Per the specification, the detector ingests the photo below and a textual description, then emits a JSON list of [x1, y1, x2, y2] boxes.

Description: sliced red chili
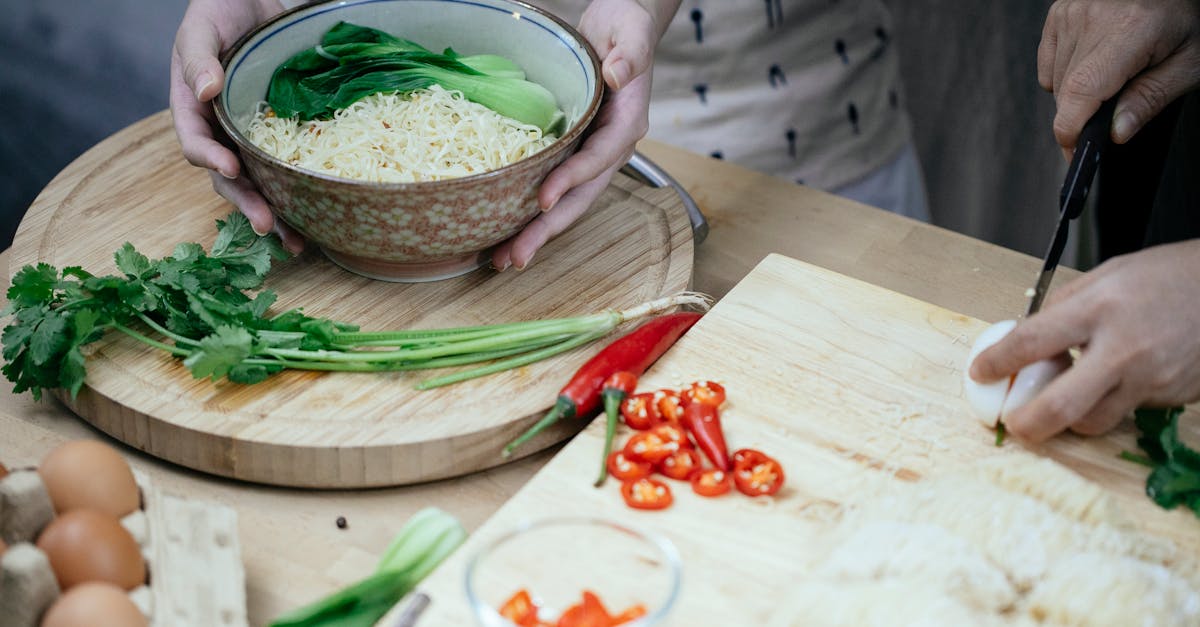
[[732, 448, 785, 497], [556, 590, 613, 627], [658, 448, 701, 481], [620, 477, 673, 510], [611, 604, 648, 625], [623, 431, 678, 464], [606, 451, 653, 482], [654, 389, 686, 424], [681, 380, 726, 407], [690, 468, 733, 497], [499, 588, 540, 627], [651, 423, 691, 448], [619, 392, 660, 431]]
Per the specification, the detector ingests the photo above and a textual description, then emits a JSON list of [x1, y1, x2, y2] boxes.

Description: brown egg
[[39, 441, 139, 518], [40, 581, 147, 627], [36, 509, 146, 591], [0, 460, 9, 479], [0, 536, 7, 557]]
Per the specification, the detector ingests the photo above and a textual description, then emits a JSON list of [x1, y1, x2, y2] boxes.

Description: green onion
[[268, 508, 466, 627]]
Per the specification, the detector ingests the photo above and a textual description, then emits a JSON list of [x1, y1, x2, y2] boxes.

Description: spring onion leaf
[[268, 507, 466, 627]]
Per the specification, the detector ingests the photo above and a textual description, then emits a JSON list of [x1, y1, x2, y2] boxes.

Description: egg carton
[[0, 468, 248, 627]]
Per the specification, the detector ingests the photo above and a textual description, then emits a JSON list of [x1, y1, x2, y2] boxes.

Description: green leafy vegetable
[[269, 507, 467, 627], [266, 22, 564, 133], [1121, 406, 1200, 518], [1, 212, 706, 399]]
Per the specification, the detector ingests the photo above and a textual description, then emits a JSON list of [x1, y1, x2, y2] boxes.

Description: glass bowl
[[465, 517, 682, 626]]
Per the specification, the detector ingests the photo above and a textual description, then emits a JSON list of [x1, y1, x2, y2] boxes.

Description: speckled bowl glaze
[[214, 0, 602, 281]]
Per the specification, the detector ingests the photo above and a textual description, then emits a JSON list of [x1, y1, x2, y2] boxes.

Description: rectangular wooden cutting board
[[407, 253, 1200, 625]]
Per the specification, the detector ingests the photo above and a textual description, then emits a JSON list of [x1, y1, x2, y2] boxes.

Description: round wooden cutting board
[[8, 111, 693, 488]]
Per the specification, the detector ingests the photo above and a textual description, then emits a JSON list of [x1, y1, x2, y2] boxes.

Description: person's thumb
[[601, 23, 655, 91], [1111, 54, 1200, 143], [175, 17, 226, 102]]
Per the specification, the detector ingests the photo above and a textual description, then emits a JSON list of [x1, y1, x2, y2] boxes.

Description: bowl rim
[[463, 516, 682, 626], [212, 0, 604, 190]]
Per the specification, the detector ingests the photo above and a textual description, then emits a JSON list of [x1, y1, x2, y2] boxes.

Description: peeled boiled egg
[[964, 319, 1069, 429], [36, 509, 146, 591], [39, 441, 140, 518], [40, 581, 148, 627]]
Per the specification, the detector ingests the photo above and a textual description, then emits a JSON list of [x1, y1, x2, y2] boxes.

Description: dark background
[[1, 2, 1190, 267]]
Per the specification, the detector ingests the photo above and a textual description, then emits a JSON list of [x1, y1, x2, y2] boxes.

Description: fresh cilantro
[[1123, 407, 1200, 518], [1, 210, 631, 398]]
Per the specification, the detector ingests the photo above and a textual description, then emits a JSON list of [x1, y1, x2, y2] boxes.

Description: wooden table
[[0, 131, 1064, 624]]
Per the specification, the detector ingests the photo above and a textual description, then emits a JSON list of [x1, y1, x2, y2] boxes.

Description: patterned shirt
[[532, 0, 913, 190]]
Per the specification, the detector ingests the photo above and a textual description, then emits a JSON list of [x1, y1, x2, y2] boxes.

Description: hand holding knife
[[1025, 97, 1119, 317]]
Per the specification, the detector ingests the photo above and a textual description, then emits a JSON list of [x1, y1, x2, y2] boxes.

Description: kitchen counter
[[0, 130, 1069, 623]]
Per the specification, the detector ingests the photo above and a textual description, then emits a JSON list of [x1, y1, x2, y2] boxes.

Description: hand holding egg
[[964, 320, 1070, 437]]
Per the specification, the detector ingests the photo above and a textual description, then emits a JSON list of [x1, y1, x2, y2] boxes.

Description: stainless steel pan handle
[[621, 152, 709, 245]]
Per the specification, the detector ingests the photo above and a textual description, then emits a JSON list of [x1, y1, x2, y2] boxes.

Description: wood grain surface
[[409, 254, 1200, 626], [7, 112, 693, 488]]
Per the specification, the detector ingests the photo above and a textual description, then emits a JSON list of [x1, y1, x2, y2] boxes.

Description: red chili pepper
[[620, 477, 673, 510], [610, 604, 648, 625], [623, 431, 678, 464], [595, 371, 638, 487], [503, 312, 702, 457], [690, 468, 733, 497], [732, 448, 785, 497], [499, 589, 540, 627], [654, 389, 686, 424], [619, 392, 660, 430], [606, 451, 653, 482], [681, 380, 726, 407], [682, 402, 730, 471], [556, 591, 612, 627], [658, 448, 701, 480]]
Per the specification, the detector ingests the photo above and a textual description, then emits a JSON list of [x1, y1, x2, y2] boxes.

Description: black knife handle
[[1059, 97, 1117, 220]]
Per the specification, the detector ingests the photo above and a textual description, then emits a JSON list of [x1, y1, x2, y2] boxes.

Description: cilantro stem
[[266, 316, 618, 363], [136, 313, 201, 348], [112, 322, 191, 357], [1118, 450, 1156, 468], [416, 329, 610, 390], [331, 313, 613, 345], [246, 333, 577, 372]]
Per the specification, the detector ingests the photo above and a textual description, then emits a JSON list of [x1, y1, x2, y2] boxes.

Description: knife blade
[[1024, 97, 1118, 317]]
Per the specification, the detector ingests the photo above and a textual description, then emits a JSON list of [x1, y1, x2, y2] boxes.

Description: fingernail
[[252, 221, 270, 237], [194, 71, 214, 101], [218, 168, 237, 179], [604, 60, 629, 90], [514, 253, 534, 271], [493, 260, 511, 273], [1112, 110, 1136, 142]]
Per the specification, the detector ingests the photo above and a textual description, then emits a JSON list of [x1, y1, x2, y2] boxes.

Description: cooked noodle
[[244, 85, 556, 182]]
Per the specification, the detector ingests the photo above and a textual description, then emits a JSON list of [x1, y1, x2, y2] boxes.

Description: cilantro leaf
[[6, 263, 59, 310], [183, 325, 254, 381], [211, 212, 258, 257], [29, 313, 68, 365], [114, 243, 153, 277], [228, 362, 282, 385]]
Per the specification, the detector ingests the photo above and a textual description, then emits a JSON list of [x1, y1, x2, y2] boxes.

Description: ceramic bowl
[[465, 518, 682, 626], [214, 0, 602, 281]]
